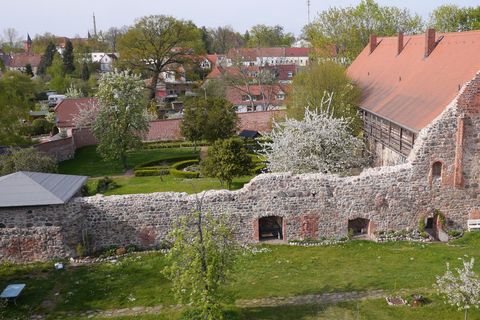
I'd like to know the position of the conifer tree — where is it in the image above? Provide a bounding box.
[24,64,34,77]
[63,40,75,74]
[37,42,57,75]
[81,62,90,81]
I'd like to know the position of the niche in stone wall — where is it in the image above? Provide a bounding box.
[432,162,443,179]
[258,216,284,241]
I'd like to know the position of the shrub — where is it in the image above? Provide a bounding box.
[76,243,86,258]
[252,164,267,174]
[96,177,118,193]
[434,209,447,226]
[418,217,426,232]
[448,230,463,238]
[125,244,138,253]
[31,118,54,136]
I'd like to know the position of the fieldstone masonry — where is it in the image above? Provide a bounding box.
[1,73,479,263]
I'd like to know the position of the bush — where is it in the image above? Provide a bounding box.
[448,230,463,238]
[96,177,118,193]
[434,209,446,226]
[252,164,267,174]
[125,244,138,253]
[31,118,54,136]
[418,217,426,232]
[76,243,86,258]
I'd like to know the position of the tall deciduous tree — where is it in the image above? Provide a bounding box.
[260,106,366,174]
[429,5,480,32]
[247,24,295,47]
[305,0,423,63]
[287,61,361,131]
[201,138,253,189]
[92,70,149,170]
[164,209,238,319]
[181,97,238,144]
[63,40,75,74]
[0,148,57,175]
[117,15,203,99]
[0,71,36,145]
[209,26,244,54]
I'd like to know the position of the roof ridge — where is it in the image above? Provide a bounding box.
[19,171,65,203]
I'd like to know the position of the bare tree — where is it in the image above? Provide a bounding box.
[3,28,21,48]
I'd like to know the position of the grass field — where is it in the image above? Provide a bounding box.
[2,234,480,319]
[58,146,199,177]
[59,146,255,195]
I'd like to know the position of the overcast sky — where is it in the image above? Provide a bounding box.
[1,0,478,39]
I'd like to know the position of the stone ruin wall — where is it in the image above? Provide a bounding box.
[0,73,479,263]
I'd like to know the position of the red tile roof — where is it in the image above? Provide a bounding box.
[285,48,311,57]
[226,84,289,105]
[347,30,480,132]
[9,54,42,68]
[54,98,97,128]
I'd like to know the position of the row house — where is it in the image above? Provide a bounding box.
[347,29,480,166]
[227,84,289,113]
[226,47,311,67]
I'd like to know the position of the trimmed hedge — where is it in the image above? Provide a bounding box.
[135,169,170,177]
[170,159,200,179]
[143,141,210,149]
[134,155,199,170]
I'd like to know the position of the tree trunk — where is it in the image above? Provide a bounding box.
[149,72,160,100]
[121,152,128,172]
[465,308,468,320]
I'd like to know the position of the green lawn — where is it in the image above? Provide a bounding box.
[59,146,254,195]
[58,146,199,177]
[3,234,480,319]
[99,175,253,195]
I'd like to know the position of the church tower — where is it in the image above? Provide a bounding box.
[23,34,32,54]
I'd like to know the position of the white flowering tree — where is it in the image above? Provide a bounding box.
[65,84,83,98]
[435,258,480,320]
[92,70,149,170]
[260,95,365,174]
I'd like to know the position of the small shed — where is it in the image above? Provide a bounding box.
[0,171,88,208]
[238,130,262,139]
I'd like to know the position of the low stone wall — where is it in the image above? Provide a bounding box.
[71,110,285,147]
[34,137,75,161]
[0,75,478,263]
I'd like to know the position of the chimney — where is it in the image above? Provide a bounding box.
[425,28,436,58]
[397,32,404,55]
[370,34,377,54]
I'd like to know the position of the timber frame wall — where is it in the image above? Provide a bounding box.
[360,109,417,158]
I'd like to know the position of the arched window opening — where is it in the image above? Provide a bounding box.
[432,162,442,179]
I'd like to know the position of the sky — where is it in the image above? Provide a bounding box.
[1,0,479,40]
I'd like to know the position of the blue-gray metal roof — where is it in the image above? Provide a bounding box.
[0,171,88,208]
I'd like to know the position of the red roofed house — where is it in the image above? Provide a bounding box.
[54,98,98,135]
[348,29,480,166]
[227,84,289,112]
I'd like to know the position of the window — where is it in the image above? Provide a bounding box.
[432,162,442,178]
[287,72,293,78]
[241,95,249,102]
[277,94,285,100]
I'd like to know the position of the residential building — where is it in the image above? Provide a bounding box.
[227,84,289,112]
[226,47,311,67]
